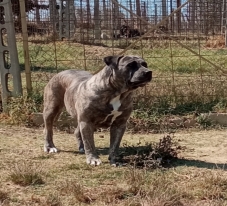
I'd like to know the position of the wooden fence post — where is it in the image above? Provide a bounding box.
[19,0,32,94]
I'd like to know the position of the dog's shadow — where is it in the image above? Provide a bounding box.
[60,146,227,170]
[98,146,227,170]
[172,158,227,170]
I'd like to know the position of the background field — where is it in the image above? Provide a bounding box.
[0,126,227,206]
[2,1,227,205]
[3,37,226,133]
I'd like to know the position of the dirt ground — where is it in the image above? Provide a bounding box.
[0,125,227,205]
[1,126,227,164]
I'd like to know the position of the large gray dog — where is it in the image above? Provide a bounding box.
[43,55,152,166]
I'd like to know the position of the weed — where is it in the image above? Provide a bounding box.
[121,135,180,169]
[9,161,45,186]
[67,163,80,170]
[29,193,62,206]
[212,98,227,112]
[125,169,147,197]
[3,89,43,125]
[100,187,129,204]
[44,193,62,206]
[59,180,92,204]
[0,190,8,203]
[196,114,212,128]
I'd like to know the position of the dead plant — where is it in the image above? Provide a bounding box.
[9,161,44,186]
[121,134,180,169]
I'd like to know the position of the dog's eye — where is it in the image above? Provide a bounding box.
[141,62,147,68]
[128,61,138,69]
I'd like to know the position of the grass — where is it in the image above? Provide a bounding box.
[9,161,45,186]
[1,126,227,205]
[2,73,227,131]
[2,35,227,129]
[16,35,227,74]
[0,190,8,203]
[1,33,227,205]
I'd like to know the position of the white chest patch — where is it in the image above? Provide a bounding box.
[102,95,122,124]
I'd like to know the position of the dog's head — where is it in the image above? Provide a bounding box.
[104,55,152,90]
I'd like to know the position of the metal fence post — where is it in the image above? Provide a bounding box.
[0,0,22,112]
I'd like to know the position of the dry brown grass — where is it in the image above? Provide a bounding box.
[8,161,45,186]
[205,35,225,48]
[0,190,9,204]
[0,126,227,205]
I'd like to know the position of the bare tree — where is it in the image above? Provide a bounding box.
[162,0,167,18]
[34,0,40,24]
[170,0,174,32]
[111,0,119,36]
[129,0,134,27]
[176,0,181,33]
[86,0,91,26]
[94,0,101,39]
[103,0,108,29]
[49,0,59,33]
[141,1,148,30]
[66,0,76,39]
[189,0,196,33]
[136,0,141,29]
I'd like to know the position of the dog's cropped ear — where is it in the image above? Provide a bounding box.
[104,55,124,67]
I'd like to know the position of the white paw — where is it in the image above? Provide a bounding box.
[44,146,58,153]
[110,162,123,167]
[87,157,102,166]
[49,147,58,153]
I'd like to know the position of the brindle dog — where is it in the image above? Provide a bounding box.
[43,55,152,166]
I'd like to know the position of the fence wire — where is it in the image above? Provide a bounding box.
[13,0,227,116]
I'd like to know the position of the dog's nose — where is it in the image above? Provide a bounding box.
[145,70,152,81]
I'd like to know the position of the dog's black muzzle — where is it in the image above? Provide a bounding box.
[127,70,152,89]
[143,70,152,81]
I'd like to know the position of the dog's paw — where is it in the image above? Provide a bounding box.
[44,146,58,153]
[49,147,58,153]
[86,156,102,166]
[79,148,85,154]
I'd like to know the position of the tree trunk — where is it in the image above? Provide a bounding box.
[111,0,119,36]
[94,0,101,39]
[103,0,108,29]
[189,0,196,34]
[65,0,75,39]
[86,0,91,27]
[176,0,181,33]
[129,0,133,27]
[49,0,59,33]
[170,0,173,32]
[136,0,141,29]
[162,0,166,18]
[34,0,40,24]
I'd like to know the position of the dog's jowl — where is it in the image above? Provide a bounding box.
[43,55,152,166]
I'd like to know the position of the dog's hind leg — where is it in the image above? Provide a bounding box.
[43,102,64,153]
[74,126,85,153]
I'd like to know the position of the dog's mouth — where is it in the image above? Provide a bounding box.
[127,79,151,89]
[127,73,152,89]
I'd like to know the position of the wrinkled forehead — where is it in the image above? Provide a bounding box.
[119,56,146,66]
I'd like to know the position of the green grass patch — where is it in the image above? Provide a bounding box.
[3,38,225,130]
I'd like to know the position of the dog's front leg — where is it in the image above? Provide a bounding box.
[79,121,101,165]
[74,126,85,153]
[109,123,126,166]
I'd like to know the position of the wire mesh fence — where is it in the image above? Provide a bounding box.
[12,0,227,119]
